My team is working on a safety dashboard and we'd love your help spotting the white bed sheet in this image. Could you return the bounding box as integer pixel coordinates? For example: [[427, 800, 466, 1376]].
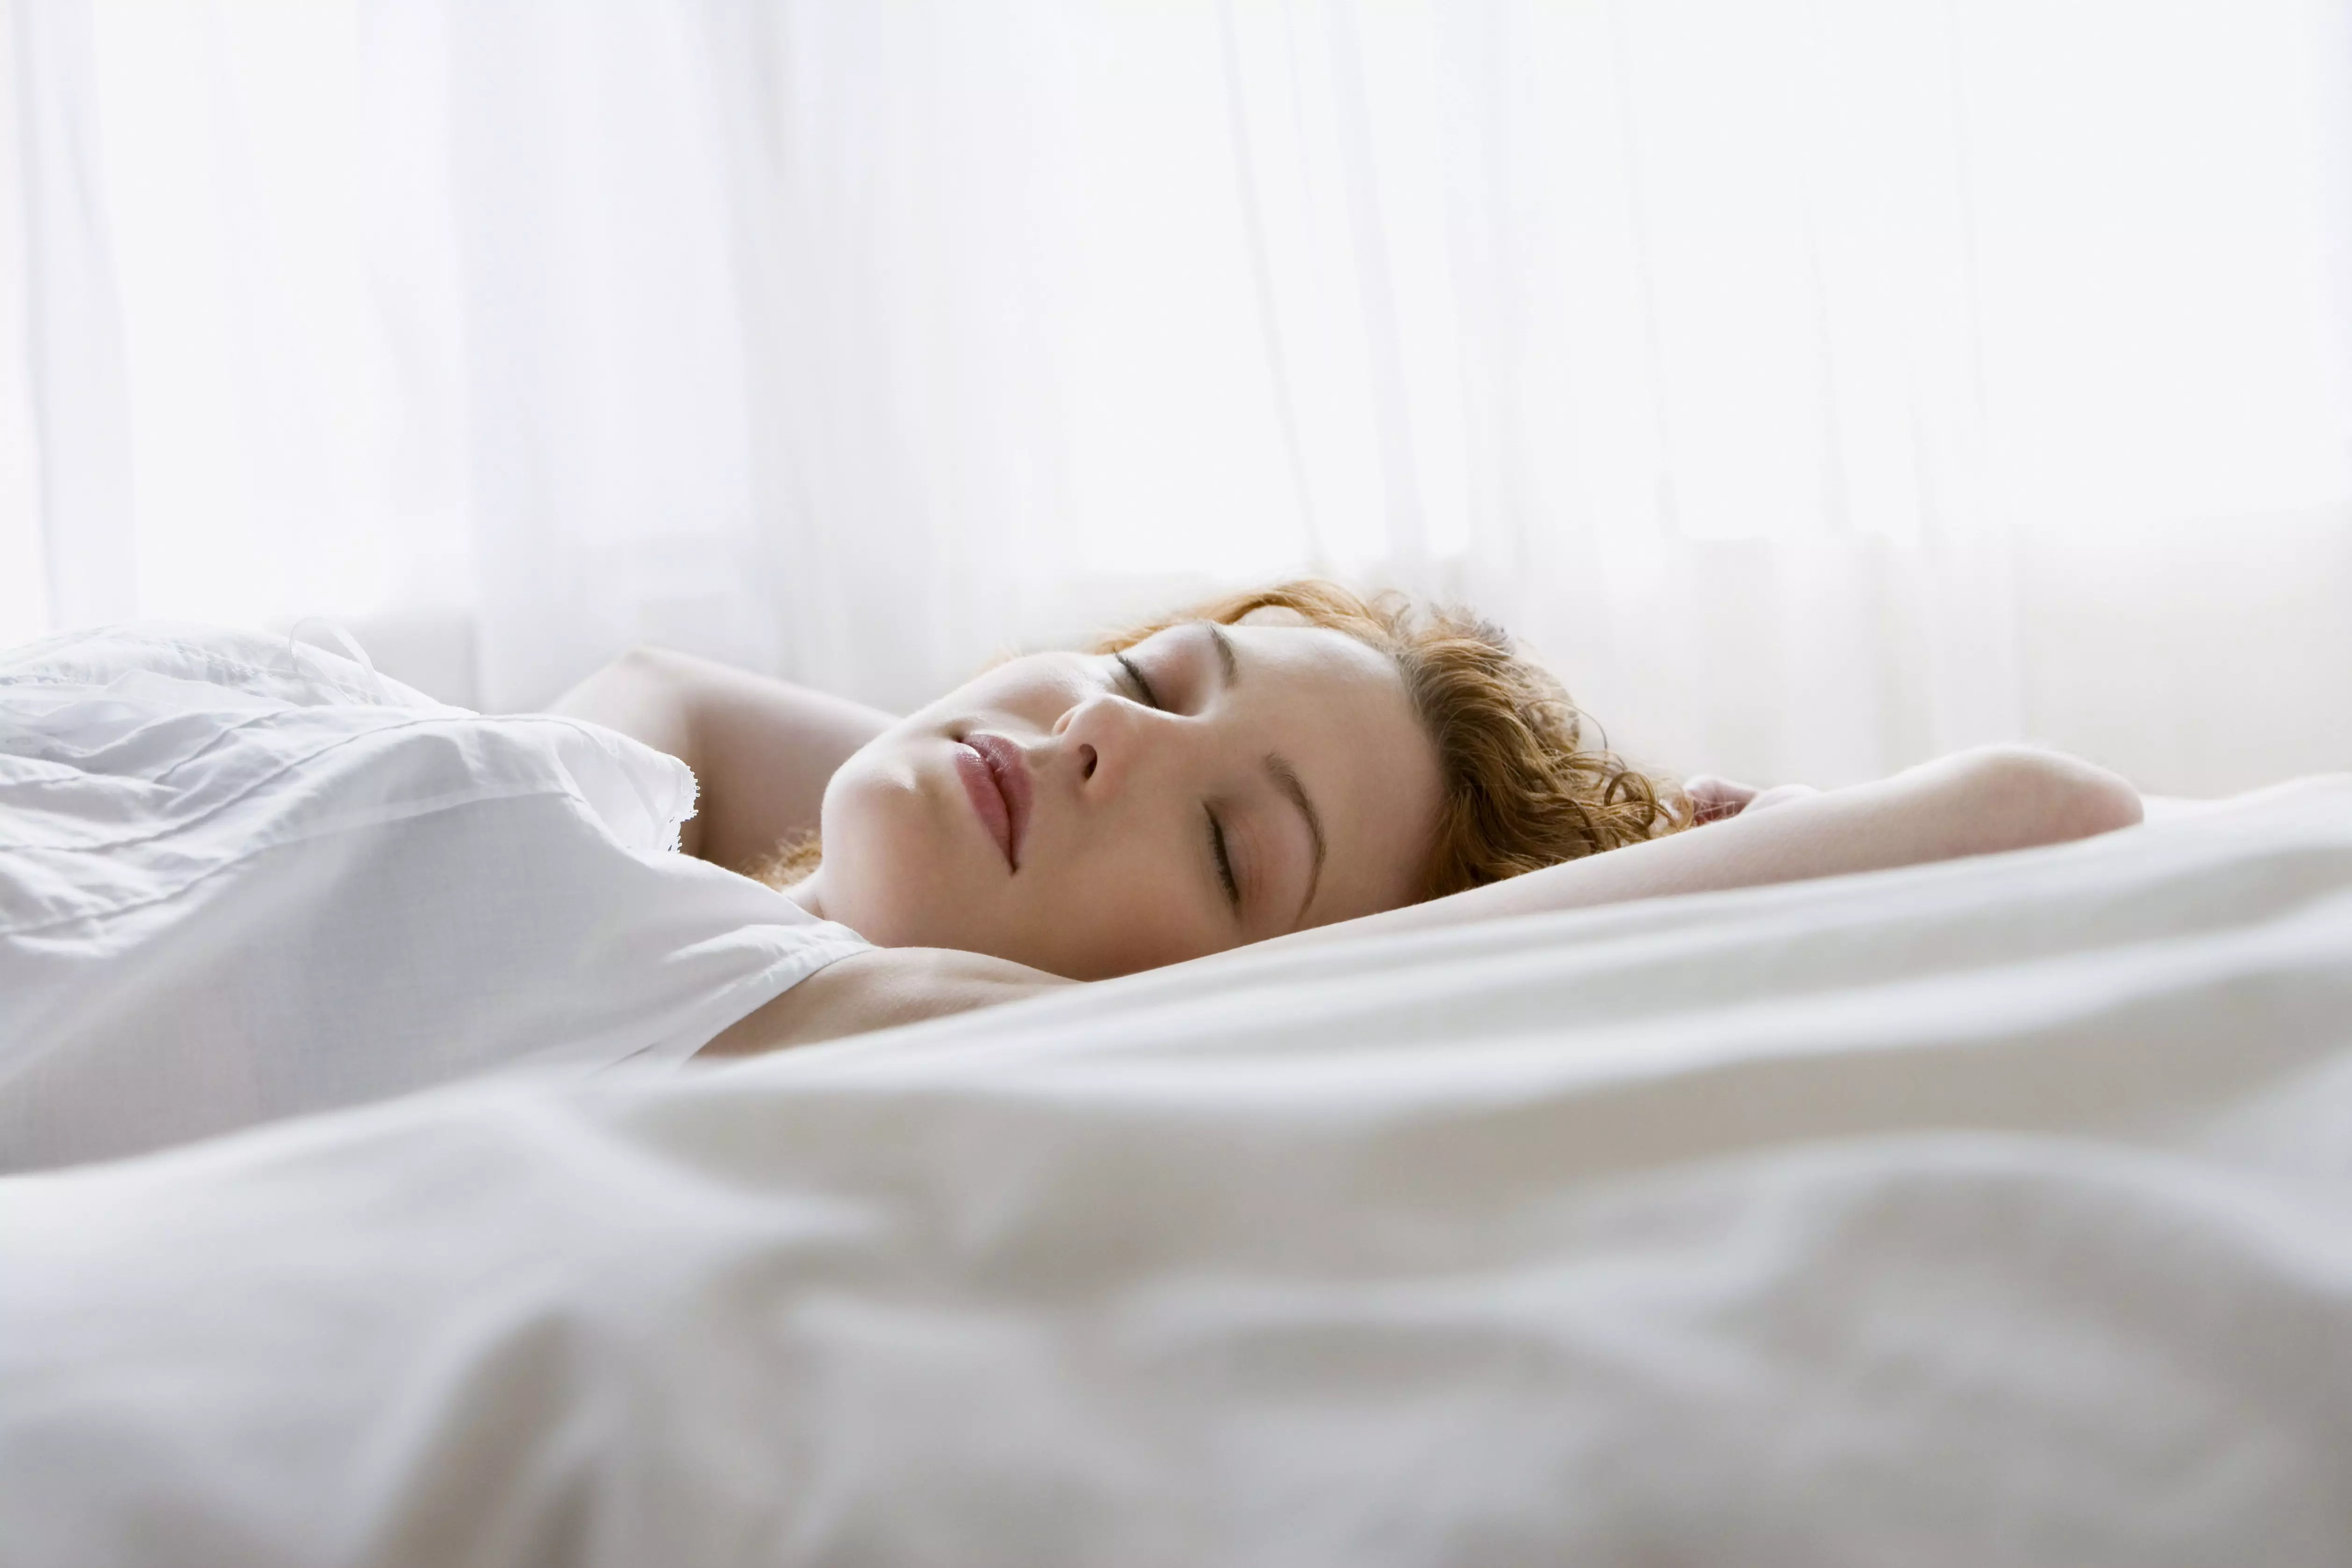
[[3, 785, 2351, 1566]]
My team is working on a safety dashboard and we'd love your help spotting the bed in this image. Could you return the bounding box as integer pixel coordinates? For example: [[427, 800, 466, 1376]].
[[2, 771, 2350, 1564]]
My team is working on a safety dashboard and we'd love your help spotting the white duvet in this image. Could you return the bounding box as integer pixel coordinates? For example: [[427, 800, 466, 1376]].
[[3, 784, 2351, 1566]]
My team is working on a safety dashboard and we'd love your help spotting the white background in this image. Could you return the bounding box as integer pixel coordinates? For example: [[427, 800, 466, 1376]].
[[5, 0, 2351, 794]]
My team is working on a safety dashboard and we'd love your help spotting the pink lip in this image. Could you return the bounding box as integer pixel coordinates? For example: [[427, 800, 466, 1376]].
[[954, 731, 1033, 871]]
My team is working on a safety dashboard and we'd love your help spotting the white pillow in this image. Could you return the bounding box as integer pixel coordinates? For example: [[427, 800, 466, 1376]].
[[0, 623, 868, 1172]]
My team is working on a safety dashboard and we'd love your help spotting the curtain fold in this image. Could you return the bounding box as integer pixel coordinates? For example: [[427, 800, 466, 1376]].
[[0, 0, 50, 646], [7, 0, 2350, 793], [9, 0, 133, 631]]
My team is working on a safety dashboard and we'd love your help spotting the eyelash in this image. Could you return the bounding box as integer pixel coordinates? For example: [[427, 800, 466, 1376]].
[[1112, 652, 1161, 709], [1114, 652, 1241, 913], [1206, 807, 1241, 909]]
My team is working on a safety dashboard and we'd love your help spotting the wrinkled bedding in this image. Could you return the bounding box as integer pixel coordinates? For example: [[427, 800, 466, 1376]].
[[0, 623, 867, 1172], [2, 785, 2350, 1566]]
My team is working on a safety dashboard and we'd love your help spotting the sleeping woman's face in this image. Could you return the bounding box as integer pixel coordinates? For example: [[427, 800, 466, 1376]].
[[789, 613, 1445, 979]]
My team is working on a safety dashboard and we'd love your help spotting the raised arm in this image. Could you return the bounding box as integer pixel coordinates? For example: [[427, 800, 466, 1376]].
[[1268, 743, 2142, 951], [546, 647, 895, 870]]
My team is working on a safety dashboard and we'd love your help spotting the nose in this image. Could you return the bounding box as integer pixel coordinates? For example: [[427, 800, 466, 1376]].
[[1054, 690, 1159, 796]]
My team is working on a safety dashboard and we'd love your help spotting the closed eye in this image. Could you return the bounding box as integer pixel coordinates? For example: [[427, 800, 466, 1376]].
[[1115, 650, 1239, 917], [1206, 806, 1241, 910], [1114, 652, 1163, 710]]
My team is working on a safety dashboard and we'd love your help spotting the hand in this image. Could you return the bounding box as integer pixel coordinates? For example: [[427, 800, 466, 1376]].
[[1683, 774, 1821, 825]]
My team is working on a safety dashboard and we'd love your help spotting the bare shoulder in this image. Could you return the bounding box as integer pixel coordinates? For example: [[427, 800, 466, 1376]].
[[699, 945, 1076, 1057], [1938, 744, 2143, 845]]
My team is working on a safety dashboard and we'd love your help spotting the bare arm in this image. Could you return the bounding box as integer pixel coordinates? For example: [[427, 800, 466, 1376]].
[[546, 647, 895, 870], [1266, 743, 2142, 951], [699, 744, 2140, 1056]]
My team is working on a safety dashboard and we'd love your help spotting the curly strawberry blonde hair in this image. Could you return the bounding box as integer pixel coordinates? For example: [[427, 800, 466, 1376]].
[[1112, 580, 1687, 898], [758, 578, 1689, 901]]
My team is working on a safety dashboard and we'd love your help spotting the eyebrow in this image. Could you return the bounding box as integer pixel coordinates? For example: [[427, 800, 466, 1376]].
[[1205, 621, 1241, 687], [1200, 624, 1327, 925]]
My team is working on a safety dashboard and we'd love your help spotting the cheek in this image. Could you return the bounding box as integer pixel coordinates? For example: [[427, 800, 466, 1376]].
[[1019, 839, 1228, 979], [903, 653, 1092, 734], [812, 750, 1231, 976]]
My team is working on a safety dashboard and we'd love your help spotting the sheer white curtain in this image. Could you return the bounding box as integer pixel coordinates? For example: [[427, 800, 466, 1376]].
[[6, 0, 2350, 792]]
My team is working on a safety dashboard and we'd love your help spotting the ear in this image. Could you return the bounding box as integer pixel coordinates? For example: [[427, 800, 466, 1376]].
[[1235, 604, 1312, 629]]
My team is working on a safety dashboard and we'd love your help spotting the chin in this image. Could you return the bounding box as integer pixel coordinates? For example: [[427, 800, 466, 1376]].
[[816, 756, 992, 952]]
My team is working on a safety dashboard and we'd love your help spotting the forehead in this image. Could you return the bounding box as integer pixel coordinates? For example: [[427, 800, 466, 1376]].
[[1171, 618, 1441, 914], [1209, 618, 1395, 700]]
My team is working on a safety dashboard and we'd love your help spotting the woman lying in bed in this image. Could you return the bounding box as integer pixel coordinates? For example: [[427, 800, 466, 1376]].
[[554, 580, 2142, 1055]]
